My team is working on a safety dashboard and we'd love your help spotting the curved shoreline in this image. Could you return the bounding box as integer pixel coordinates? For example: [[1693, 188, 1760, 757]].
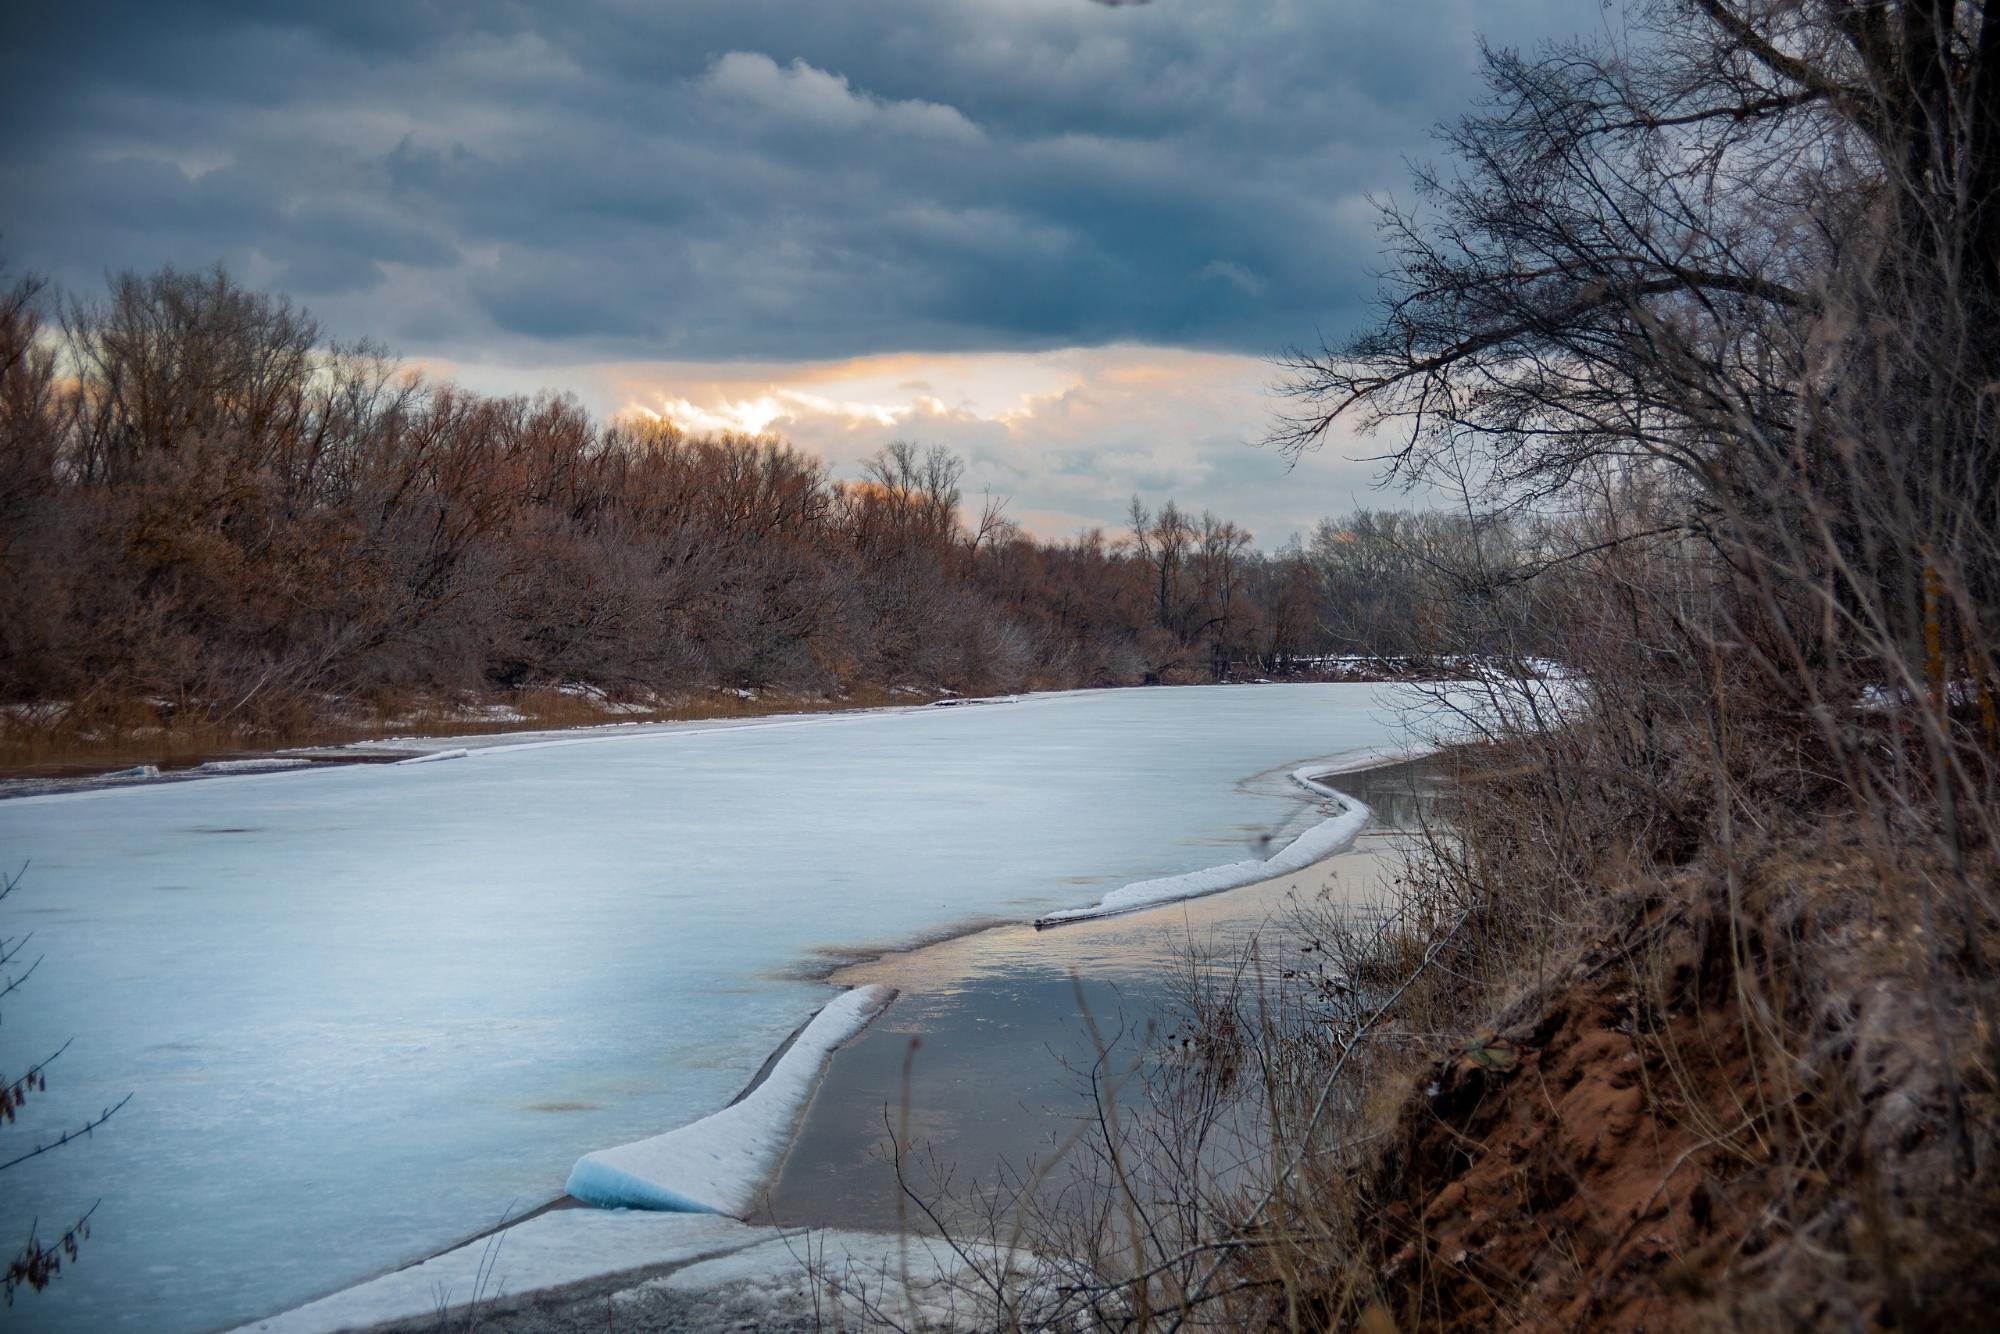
[[565, 985, 898, 1216], [551, 750, 1405, 1215], [546, 750, 1414, 1224], [1030, 759, 1385, 928], [237, 747, 1428, 1331]]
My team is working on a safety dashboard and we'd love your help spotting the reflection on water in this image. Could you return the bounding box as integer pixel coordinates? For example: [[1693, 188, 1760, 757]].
[[1327, 755, 1452, 833], [763, 757, 1443, 1231]]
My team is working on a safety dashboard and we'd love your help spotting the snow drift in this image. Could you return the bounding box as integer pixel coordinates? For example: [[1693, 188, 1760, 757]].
[[1033, 766, 1372, 928], [392, 747, 469, 765], [566, 984, 895, 1215], [194, 758, 312, 774]]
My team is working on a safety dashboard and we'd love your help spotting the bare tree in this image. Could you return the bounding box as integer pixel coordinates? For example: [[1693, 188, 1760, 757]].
[[1273, 0, 1999, 857], [1, 865, 129, 1303]]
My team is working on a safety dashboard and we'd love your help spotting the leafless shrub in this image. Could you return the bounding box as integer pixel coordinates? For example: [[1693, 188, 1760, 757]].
[[1, 864, 130, 1304], [1238, 1, 2000, 1323]]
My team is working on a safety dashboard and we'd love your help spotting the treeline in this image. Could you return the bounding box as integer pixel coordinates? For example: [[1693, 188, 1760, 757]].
[[0, 264, 1520, 741]]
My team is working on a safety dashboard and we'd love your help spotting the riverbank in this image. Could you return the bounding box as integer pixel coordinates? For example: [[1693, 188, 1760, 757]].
[[0, 659, 1494, 791], [0, 684, 961, 793], [1317, 785, 2000, 1330], [1106, 726, 2000, 1330]]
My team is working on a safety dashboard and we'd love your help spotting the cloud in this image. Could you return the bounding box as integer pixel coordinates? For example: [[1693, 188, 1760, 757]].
[[697, 51, 982, 141], [1196, 259, 1267, 298], [0, 2, 1579, 532], [437, 344, 1412, 545], [1, 0, 1603, 366]]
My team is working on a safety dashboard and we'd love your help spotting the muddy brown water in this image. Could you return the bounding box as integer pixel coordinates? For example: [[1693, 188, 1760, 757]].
[[760, 757, 1446, 1232]]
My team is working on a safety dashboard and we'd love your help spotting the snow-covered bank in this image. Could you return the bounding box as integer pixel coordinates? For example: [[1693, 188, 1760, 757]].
[[1032, 764, 1374, 928], [567, 985, 896, 1215], [194, 757, 314, 774]]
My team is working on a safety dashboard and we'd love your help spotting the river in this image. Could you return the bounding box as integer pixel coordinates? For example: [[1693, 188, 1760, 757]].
[[0, 683, 1425, 1331]]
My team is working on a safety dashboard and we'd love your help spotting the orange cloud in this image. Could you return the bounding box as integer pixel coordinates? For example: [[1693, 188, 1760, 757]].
[[436, 344, 1399, 545]]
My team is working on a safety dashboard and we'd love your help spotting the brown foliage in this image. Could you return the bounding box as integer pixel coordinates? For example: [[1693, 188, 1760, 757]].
[[0, 264, 1495, 763]]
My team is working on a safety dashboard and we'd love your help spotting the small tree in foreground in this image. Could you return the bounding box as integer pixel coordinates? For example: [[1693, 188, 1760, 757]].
[[0, 864, 129, 1303]]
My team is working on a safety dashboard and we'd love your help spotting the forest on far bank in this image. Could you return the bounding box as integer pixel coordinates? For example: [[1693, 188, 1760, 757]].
[[0, 264, 1548, 745]]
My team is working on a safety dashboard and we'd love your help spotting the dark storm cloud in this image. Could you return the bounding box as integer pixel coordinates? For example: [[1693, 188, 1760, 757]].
[[2, 0, 1600, 363]]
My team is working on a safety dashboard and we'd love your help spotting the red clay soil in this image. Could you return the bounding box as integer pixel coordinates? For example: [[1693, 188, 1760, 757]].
[[1354, 866, 2000, 1332]]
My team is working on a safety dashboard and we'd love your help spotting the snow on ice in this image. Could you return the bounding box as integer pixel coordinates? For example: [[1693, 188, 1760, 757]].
[[567, 984, 896, 1214], [1032, 765, 1373, 927]]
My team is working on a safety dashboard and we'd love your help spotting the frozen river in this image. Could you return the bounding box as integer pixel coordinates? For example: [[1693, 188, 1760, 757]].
[[0, 684, 1420, 1332]]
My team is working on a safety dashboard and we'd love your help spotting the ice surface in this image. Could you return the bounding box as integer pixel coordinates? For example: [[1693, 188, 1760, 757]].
[[0, 683, 1432, 1333], [567, 984, 895, 1214]]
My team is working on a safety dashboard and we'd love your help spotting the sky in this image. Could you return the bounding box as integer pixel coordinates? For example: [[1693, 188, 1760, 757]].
[[3, 0, 1603, 544]]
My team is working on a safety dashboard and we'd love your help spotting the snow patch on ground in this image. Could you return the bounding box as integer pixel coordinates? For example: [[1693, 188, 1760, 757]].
[[555, 682, 659, 715], [230, 1210, 762, 1333], [391, 747, 468, 766], [0, 700, 71, 725], [566, 985, 896, 1216], [648, 1228, 1004, 1330], [1033, 764, 1373, 928], [460, 703, 531, 723], [194, 758, 313, 774], [236, 1214, 1003, 1334]]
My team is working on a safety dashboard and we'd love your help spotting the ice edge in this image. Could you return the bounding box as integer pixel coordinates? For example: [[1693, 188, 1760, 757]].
[[1031, 764, 1373, 929], [565, 983, 896, 1217]]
